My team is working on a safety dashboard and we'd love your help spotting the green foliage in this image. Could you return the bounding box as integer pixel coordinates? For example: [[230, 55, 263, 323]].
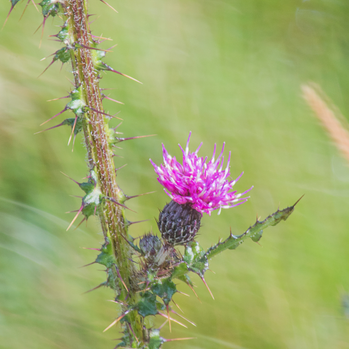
[[39, 0, 60, 17], [137, 291, 158, 317], [151, 279, 177, 305], [95, 239, 116, 268], [205, 198, 301, 260]]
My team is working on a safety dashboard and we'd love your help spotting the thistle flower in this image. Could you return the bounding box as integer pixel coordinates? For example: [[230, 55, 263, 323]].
[[150, 132, 252, 245]]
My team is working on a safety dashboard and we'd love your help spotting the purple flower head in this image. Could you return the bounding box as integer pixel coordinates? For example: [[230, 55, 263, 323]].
[[150, 132, 253, 216]]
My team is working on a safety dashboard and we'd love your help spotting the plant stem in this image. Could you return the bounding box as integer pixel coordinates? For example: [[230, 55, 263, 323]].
[[66, 0, 145, 344]]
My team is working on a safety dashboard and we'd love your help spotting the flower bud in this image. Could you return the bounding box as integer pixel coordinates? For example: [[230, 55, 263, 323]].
[[158, 200, 202, 245]]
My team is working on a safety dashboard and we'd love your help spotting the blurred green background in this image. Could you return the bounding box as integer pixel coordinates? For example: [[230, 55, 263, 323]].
[[1, 0, 349, 348]]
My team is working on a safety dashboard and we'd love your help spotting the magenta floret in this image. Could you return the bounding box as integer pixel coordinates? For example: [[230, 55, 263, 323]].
[[150, 132, 253, 215]]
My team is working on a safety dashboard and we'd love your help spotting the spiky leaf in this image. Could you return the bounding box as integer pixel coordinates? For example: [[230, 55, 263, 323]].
[[95, 240, 116, 268], [137, 292, 158, 317], [151, 279, 177, 305], [204, 198, 301, 260]]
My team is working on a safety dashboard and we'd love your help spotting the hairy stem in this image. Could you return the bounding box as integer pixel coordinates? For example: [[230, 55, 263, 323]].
[[66, 0, 145, 343]]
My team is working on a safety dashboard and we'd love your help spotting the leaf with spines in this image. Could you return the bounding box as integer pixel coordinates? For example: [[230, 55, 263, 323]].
[[66, 86, 86, 116], [137, 291, 158, 317], [39, 0, 59, 17], [56, 21, 70, 43], [204, 197, 302, 260], [151, 279, 177, 305], [95, 239, 116, 268]]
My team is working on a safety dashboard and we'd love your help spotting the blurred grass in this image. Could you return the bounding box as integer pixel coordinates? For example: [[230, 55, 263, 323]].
[[1, 0, 349, 348]]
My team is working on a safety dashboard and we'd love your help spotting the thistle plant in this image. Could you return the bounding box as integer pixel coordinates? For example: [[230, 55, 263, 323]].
[[5, 1, 300, 348]]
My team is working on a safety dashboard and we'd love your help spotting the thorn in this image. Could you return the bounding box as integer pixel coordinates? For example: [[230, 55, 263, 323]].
[[127, 219, 150, 226], [102, 63, 142, 84], [125, 191, 155, 200], [2, 4, 15, 31], [176, 291, 190, 297], [158, 312, 187, 328], [60, 171, 80, 185], [200, 277, 214, 300], [293, 194, 305, 207], [38, 58, 56, 78], [164, 337, 196, 342], [107, 299, 127, 306], [68, 116, 78, 146], [127, 323, 139, 343], [158, 319, 168, 330], [81, 247, 101, 251], [79, 261, 96, 268], [112, 122, 123, 132], [74, 217, 86, 230], [109, 111, 122, 119], [40, 107, 68, 126], [186, 282, 201, 302], [100, 0, 118, 13], [30, 0, 39, 11], [34, 121, 66, 134], [83, 282, 105, 294], [65, 209, 79, 213], [171, 299, 184, 313], [117, 134, 156, 143], [114, 265, 129, 292], [103, 311, 130, 332], [88, 14, 101, 26], [21, 0, 37, 16], [170, 310, 196, 327], [92, 34, 112, 41], [88, 106, 122, 120], [39, 16, 48, 48], [33, 19, 42, 35], [115, 164, 127, 172], [106, 44, 118, 51], [47, 95, 70, 102], [102, 94, 124, 105], [166, 304, 171, 332], [66, 205, 83, 231], [106, 197, 136, 213], [77, 43, 112, 53]]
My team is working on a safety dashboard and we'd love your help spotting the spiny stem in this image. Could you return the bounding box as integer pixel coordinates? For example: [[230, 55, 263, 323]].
[[64, 0, 145, 344]]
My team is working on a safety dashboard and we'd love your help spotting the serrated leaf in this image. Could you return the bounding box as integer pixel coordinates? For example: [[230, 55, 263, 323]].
[[137, 292, 158, 317], [171, 262, 189, 280], [151, 278, 176, 305], [95, 241, 116, 268], [204, 198, 301, 260]]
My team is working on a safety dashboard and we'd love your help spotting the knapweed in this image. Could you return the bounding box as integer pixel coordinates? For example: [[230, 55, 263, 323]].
[[150, 132, 252, 245]]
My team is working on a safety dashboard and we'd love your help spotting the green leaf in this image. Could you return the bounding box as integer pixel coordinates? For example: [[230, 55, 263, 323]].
[[95, 240, 116, 268], [171, 262, 189, 280], [183, 241, 208, 277], [204, 198, 301, 260], [137, 292, 158, 317], [151, 278, 177, 305], [148, 329, 164, 349], [39, 0, 59, 17]]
